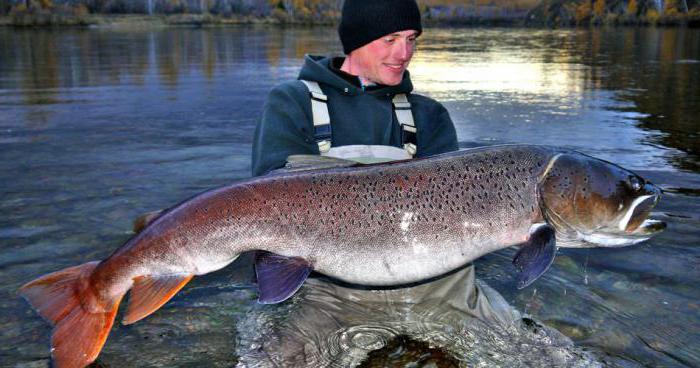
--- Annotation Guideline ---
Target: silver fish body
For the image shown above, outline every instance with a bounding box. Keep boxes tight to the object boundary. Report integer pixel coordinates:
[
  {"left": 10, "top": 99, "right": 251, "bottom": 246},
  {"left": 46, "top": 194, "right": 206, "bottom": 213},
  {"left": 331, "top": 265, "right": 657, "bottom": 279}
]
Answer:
[
  {"left": 231, "top": 145, "right": 552, "bottom": 285},
  {"left": 19, "top": 144, "right": 664, "bottom": 368}
]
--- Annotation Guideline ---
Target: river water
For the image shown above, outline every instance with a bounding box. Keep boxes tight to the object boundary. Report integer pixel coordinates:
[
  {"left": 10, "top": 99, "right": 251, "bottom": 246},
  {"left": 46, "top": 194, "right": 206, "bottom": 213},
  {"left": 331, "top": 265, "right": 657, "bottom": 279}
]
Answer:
[{"left": 0, "top": 26, "right": 698, "bottom": 367}]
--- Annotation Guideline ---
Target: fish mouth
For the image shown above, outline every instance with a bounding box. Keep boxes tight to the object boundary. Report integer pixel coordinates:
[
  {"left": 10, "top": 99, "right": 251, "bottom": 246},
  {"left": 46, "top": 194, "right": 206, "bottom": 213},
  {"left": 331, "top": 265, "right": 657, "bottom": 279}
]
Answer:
[
  {"left": 619, "top": 184, "right": 662, "bottom": 233},
  {"left": 580, "top": 185, "right": 665, "bottom": 247},
  {"left": 629, "top": 218, "right": 666, "bottom": 236}
]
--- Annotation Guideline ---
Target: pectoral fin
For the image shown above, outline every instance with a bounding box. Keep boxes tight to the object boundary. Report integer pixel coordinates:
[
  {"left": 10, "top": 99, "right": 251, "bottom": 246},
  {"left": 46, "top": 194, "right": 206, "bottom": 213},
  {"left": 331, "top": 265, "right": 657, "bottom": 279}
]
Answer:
[
  {"left": 513, "top": 224, "right": 557, "bottom": 289},
  {"left": 255, "top": 251, "right": 312, "bottom": 304}
]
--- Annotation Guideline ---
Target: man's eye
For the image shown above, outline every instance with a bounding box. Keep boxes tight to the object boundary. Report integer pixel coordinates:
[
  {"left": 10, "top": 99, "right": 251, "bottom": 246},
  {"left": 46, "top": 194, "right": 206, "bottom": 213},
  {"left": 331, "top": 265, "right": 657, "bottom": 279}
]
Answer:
[{"left": 384, "top": 38, "right": 395, "bottom": 43}]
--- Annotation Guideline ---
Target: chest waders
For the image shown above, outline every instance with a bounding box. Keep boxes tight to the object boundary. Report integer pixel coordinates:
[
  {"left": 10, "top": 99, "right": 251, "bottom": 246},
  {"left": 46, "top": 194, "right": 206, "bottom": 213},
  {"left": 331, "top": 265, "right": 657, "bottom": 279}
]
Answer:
[{"left": 300, "top": 80, "right": 418, "bottom": 164}]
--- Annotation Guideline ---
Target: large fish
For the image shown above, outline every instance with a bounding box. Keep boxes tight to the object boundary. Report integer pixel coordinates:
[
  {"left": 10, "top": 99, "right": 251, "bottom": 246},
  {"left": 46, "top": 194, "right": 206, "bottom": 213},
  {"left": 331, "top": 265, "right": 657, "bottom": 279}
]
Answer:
[{"left": 20, "top": 145, "right": 664, "bottom": 368}]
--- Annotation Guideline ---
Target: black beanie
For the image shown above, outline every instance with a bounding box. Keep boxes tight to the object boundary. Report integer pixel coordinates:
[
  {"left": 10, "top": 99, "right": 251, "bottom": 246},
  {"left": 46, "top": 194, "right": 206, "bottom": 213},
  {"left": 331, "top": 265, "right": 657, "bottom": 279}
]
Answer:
[{"left": 338, "top": 0, "right": 423, "bottom": 55}]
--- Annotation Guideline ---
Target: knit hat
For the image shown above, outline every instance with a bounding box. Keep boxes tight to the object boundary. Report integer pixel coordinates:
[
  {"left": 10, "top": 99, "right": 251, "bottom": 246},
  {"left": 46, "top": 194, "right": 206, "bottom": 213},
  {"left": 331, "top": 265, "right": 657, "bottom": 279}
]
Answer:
[{"left": 338, "top": 0, "right": 423, "bottom": 55}]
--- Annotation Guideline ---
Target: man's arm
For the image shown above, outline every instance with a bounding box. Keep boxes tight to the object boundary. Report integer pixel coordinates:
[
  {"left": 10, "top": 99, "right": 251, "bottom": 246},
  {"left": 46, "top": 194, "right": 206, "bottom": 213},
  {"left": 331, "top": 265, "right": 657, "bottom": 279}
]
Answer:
[
  {"left": 416, "top": 101, "right": 459, "bottom": 157},
  {"left": 252, "top": 83, "right": 318, "bottom": 177}
]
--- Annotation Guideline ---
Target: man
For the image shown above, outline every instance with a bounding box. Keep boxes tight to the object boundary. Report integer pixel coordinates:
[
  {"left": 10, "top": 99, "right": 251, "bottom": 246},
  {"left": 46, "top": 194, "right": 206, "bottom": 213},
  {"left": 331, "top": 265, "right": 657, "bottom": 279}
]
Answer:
[
  {"left": 252, "top": 0, "right": 457, "bottom": 175},
  {"left": 250, "top": 0, "right": 519, "bottom": 333},
  {"left": 243, "top": 1, "right": 533, "bottom": 365}
]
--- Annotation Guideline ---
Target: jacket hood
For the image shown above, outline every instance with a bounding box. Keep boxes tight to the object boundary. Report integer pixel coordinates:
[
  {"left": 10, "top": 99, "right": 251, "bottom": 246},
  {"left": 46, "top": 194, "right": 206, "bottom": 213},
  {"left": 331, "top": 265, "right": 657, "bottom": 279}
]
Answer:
[{"left": 297, "top": 55, "right": 414, "bottom": 96}]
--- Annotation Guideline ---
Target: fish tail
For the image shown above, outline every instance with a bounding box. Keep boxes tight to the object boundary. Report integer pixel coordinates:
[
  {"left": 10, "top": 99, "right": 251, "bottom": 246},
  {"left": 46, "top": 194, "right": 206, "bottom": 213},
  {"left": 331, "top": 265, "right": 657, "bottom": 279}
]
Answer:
[
  {"left": 19, "top": 261, "right": 124, "bottom": 368},
  {"left": 20, "top": 261, "right": 197, "bottom": 367}
]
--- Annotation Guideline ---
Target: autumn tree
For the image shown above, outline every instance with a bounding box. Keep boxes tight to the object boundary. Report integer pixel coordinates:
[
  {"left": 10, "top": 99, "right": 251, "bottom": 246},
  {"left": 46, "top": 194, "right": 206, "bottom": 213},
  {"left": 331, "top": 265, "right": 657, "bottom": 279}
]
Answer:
[
  {"left": 575, "top": 1, "right": 592, "bottom": 22},
  {"left": 593, "top": 0, "right": 606, "bottom": 16},
  {"left": 628, "top": 0, "right": 638, "bottom": 14}
]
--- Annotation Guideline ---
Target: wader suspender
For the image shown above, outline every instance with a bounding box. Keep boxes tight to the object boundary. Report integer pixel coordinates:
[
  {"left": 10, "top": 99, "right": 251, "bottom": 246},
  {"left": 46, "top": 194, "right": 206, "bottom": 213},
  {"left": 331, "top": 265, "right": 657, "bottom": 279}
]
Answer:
[
  {"left": 300, "top": 80, "right": 418, "bottom": 157},
  {"left": 300, "top": 80, "right": 332, "bottom": 153},
  {"left": 392, "top": 93, "right": 418, "bottom": 156}
]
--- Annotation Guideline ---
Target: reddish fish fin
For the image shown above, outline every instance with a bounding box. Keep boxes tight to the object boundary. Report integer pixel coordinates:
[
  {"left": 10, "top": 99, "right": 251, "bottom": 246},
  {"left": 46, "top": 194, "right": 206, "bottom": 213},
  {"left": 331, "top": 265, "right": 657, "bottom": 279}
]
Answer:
[
  {"left": 51, "top": 293, "right": 123, "bottom": 368},
  {"left": 19, "top": 261, "right": 124, "bottom": 368},
  {"left": 19, "top": 261, "right": 100, "bottom": 325},
  {"left": 255, "top": 251, "right": 312, "bottom": 304},
  {"left": 123, "top": 274, "right": 194, "bottom": 325}
]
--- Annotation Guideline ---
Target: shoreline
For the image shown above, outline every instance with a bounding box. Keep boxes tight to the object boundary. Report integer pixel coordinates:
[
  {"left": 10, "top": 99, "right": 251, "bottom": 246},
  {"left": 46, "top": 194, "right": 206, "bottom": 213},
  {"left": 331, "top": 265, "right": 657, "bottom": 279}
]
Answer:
[{"left": 2, "top": 13, "right": 699, "bottom": 29}]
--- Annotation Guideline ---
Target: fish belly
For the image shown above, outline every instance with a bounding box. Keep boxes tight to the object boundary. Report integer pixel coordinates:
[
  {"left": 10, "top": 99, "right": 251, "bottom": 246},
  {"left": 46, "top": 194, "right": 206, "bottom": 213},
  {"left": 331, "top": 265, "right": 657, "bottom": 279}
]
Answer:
[{"left": 241, "top": 146, "right": 551, "bottom": 286}]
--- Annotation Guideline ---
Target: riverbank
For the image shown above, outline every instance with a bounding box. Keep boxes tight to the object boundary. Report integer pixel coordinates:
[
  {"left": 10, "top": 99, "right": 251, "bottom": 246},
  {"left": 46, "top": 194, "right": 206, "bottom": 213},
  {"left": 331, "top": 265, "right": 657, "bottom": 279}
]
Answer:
[
  {"left": 3, "top": 12, "right": 700, "bottom": 28},
  {"left": 0, "top": 14, "right": 526, "bottom": 28},
  {"left": 0, "top": 13, "right": 293, "bottom": 28},
  {"left": 3, "top": 0, "right": 700, "bottom": 28}
]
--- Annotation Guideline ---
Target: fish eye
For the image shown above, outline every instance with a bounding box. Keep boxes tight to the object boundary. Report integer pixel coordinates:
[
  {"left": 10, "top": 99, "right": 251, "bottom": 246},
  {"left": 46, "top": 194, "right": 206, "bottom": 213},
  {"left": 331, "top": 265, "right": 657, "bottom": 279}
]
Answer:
[{"left": 628, "top": 176, "right": 642, "bottom": 191}]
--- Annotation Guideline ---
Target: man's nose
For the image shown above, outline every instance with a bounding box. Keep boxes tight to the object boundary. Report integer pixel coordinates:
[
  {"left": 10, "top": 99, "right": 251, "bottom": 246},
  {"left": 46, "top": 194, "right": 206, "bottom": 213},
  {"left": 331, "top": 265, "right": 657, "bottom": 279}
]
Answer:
[{"left": 393, "top": 40, "right": 413, "bottom": 61}]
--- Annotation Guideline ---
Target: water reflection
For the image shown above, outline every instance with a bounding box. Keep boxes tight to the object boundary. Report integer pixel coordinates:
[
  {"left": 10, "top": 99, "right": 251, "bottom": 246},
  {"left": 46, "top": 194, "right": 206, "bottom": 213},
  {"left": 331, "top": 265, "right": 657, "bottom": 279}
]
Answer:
[
  {"left": 0, "top": 26, "right": 698, "bottom": 367},
  {"left": 0, "top": 27, "right": 340, "bottom": 91},
  {"left": 1, "top": 27, "right": 697, "bottom": 171},
  {"left": 409, "top": 28, "right": 699, "bottom": 172}
]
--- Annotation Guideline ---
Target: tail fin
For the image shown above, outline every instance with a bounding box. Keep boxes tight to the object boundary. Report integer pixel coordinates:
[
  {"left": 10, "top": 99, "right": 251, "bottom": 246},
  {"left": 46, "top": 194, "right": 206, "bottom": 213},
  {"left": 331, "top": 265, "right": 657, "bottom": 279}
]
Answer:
[{"left": 19, "top": 262, "right": 124, "bottom": 368}]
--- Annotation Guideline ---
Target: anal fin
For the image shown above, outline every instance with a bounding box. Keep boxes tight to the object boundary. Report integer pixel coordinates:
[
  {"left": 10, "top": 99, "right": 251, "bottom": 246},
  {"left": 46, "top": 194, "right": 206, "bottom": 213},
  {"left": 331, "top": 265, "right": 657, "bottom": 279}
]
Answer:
[
  {"left": 255, "top": 251, "right": 312, "bottom": 304},
  {"left": 123, "top": 274, "right": 193, "bottom": 325},
  {"left": 513, "top": 224, "right": 557, "bottom": 289}
]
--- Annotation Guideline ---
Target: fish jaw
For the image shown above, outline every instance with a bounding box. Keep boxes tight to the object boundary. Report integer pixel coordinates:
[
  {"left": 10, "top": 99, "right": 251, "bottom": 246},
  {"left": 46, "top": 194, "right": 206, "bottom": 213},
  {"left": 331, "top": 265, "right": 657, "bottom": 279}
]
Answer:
[
  {"left": 620, "top": 183, "right": 662, "bottom": 233},
  {"left": 583, "top": 183, "right": 664, "bottom": 248},
  {"left": 579, "top": 218, "right": 666, "bottom": 247}
]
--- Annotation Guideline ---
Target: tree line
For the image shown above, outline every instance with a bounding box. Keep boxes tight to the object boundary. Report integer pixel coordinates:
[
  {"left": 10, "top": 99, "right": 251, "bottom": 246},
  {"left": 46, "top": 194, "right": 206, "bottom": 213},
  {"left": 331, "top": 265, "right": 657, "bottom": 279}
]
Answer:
[
  {"left": 530, "top": 0, "right": 700, "bottom": 26},
  {"left": 2, "top": 0, "right": 699, "bottom": 26}
]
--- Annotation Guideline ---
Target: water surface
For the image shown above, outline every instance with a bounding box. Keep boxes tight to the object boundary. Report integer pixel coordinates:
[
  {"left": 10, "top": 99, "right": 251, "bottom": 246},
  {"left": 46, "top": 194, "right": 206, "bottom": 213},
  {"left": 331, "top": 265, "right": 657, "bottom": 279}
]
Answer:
[{"left": 0, "top": 26, "right": 698, "bottom": 367}]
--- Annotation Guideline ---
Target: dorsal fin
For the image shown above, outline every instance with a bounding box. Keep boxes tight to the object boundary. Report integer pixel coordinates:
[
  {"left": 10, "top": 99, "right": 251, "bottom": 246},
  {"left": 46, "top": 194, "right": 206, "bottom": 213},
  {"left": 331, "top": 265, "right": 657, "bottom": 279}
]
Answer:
[
  {"left": 269, "top": 154, "right": 359, "bottom": 174},
  {"left": 132, "top": 209, "right": 166, "bottom": 234}
]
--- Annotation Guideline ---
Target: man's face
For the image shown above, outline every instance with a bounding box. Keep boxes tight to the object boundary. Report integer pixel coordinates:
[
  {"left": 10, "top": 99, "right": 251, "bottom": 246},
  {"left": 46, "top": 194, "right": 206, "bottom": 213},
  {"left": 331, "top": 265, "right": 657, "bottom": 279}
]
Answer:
[{"left": 350, "top": 30, "right": 418, "bottom": 86}]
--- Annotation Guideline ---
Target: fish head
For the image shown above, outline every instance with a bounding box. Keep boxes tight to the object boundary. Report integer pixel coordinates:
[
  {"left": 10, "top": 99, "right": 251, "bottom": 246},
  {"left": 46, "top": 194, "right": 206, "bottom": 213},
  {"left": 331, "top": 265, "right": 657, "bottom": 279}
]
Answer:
[{"left": 539, "top": 152, "right": 665, "bottom": 247}]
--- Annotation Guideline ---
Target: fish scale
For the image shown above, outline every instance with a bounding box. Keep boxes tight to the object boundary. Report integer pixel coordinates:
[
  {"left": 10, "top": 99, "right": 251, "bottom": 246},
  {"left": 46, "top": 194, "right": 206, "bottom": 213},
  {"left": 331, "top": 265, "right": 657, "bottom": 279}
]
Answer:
[
  {"left": 227, "top": 145, "right": 554, "bottom": 285},
  {"left": 18, "top": 144, "right": 664, "bottom": 368}
]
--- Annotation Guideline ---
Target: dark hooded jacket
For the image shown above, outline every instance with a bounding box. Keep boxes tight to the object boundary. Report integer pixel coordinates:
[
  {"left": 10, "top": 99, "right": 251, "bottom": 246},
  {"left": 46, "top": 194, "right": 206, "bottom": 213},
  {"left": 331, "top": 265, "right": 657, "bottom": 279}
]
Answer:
[{"left": 251, "top": 55, "right": 458, "bottom": 176}]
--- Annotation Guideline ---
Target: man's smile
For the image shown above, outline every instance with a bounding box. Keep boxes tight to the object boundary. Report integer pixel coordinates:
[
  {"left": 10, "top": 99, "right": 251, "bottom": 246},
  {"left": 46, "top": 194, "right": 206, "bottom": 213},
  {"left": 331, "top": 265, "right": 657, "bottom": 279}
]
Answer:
[{"left": 384, "top": 63, "right": 406, "bottom": 71}]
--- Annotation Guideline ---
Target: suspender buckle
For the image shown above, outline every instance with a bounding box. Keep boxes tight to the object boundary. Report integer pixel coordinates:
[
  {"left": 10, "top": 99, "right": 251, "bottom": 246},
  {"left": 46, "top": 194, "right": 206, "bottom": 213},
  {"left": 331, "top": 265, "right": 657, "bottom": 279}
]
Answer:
[
  {"left": 403, "top": 143, "right": 417, "bottom": 156},
  {"left": 393, "top": 93, "right": 417, "bottom": 157},
  {"left": 318, "top": 140, "right": 332, "bottom": 153}
]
